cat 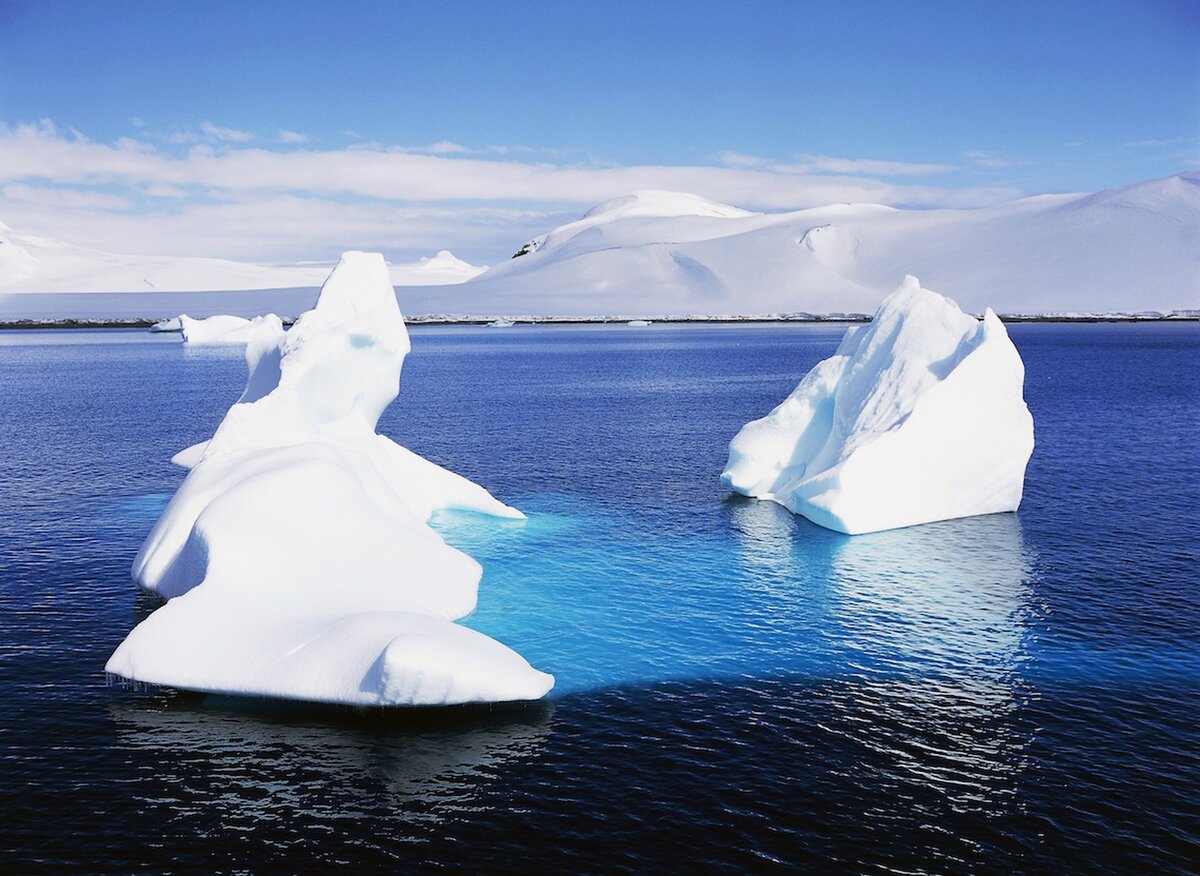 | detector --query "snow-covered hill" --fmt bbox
[402,174,1200,316]
[0,222,484,293]
[2,174,1195,317]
